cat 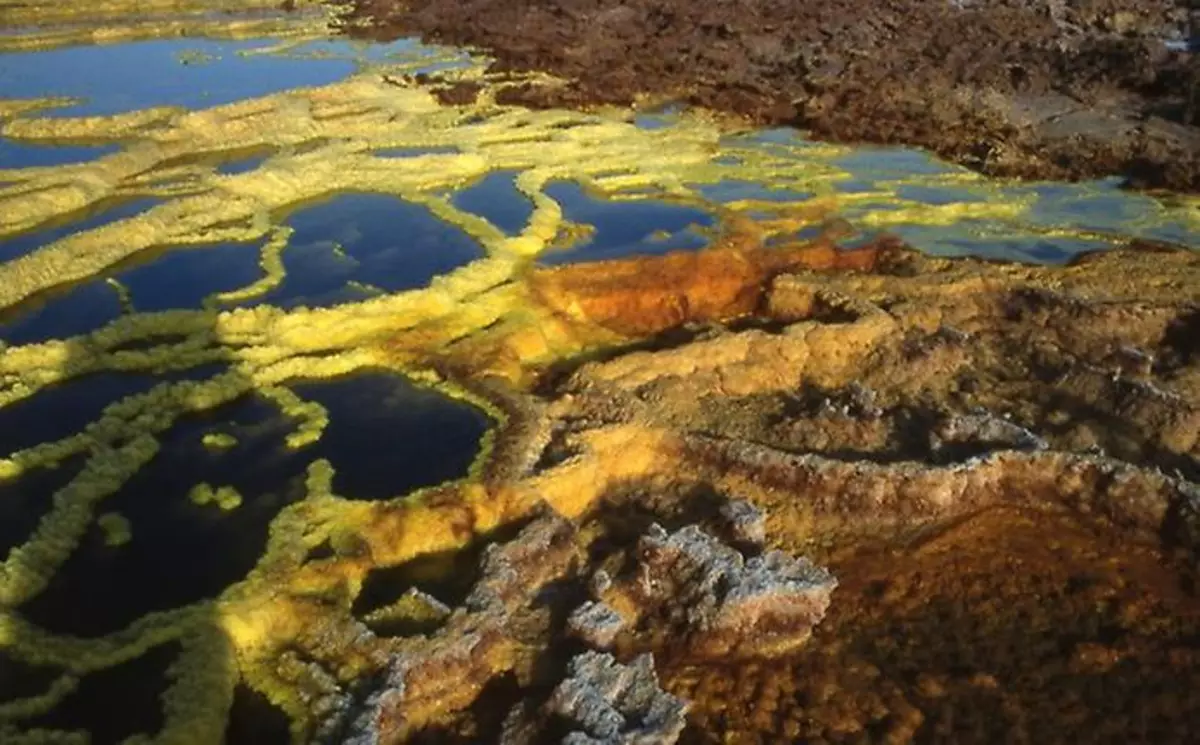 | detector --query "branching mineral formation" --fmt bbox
[523,651,689,745]
[601,524,837,661]
[0,9,1199,745]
